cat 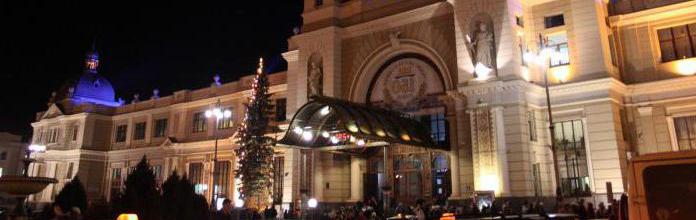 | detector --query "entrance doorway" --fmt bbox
[364,147,451,205]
